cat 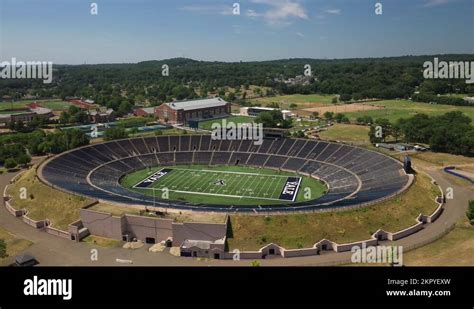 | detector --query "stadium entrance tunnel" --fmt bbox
[39,135,411,214]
